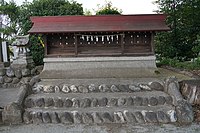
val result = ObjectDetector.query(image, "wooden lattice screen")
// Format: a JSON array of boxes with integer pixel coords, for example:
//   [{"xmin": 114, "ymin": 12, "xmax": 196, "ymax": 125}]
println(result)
[{"xmin": 46, "ymin": 31, "xmax": 153, "ymax": 56}]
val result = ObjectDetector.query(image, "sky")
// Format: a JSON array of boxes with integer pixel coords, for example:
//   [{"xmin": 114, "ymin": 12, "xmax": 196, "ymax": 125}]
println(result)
[{"xmin": 10, "ymin": 0, "xmax": 158, "ymax": 14}]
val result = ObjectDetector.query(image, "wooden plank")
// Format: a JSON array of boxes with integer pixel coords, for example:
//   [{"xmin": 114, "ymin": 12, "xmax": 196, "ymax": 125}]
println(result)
[
  {"xmin": 150, "ymin": 32, "xmax": 155, "ymax": 53},
  {"xmin": 121, "ymin": 34, "xmax": 124, "ymax": 54},
  {"xmin": 43, "ymin": 34, "xmax": 48, "ymax": 56},
  {"xmin": 75, "ymin": 34, "xmax": 78, "ymax": 56}
]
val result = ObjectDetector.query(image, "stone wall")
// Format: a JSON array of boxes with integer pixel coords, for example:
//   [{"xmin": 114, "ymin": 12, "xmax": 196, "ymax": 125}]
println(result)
[{"xmin": 0, "ymin": 67, "xmax": 40, "ymax": 88}]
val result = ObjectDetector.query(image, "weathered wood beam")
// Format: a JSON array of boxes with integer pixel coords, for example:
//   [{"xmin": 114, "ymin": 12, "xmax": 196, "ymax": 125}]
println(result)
[
  {"xmin": 75, "ymin": 34, "xmax": 78, "ymax": 56},
  {"xmin": 150, "ymin": 32, "xmax": 155, "ymax": 53}
]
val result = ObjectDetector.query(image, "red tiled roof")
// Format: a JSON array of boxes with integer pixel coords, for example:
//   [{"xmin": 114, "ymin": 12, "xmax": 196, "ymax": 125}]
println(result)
[{"xmin": 28, "ymin": 14, "xmax": 170, "ymax": 33}]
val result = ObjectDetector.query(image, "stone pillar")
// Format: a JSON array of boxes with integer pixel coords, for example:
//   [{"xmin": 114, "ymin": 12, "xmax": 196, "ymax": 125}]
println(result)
[{"xmin": 0, "ymin": 17, "xmax": 6, "ymax": 76}]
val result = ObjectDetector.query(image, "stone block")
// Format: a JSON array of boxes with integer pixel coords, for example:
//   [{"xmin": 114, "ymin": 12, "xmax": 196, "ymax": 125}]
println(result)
[
  {"xmin": 158, "ymin": 96, "xmax": 166, "ymax": 105},
  {"xmin": 176, "ymin": 100, "xmax": 194, "ymax": 124},
  {"xmin": 108, "ymin": 98, "xmax": 117, "ymax": 107},
  {"xmin": 60, "ymin": 112, "xmax": 73, "ymax": 124},
  {"xmin": 149, "ymin": 97, "xmax": 158, "ymax": 106},
  {"xmin": 0, "ymin": 68, "xmax": 6, "ymax": 76},
  {"xmin": 180, "ymin": 80, "xmax": 200, "ymax": 105},
  {"xmin": 133, "ymin": 97, "xmax": 143, "ymax": 106},
  {"xmin": 64, "ymin": 99, "xmax": 73, "ymax": 107},
  {"xmin": 6, "ymin": 68, "xmax": 15, "ymax": 77},
  {"xmin": 23, "ymin": 111, "xmax": 32, "ymax": 124},
  {"xmin": 99, "ymin": 84, "xmax": 110, "ymax": 92},
  {"xmin": 54, "ymin": 98, "xmax": 63, "ymax": 107},
  {"xmin": 134, "ymin": 111, "xmax": 145, "ymax": 123},
  {"xmin": 123, "ymin": 111, "xmax": 137, "ymax": 123},
  {"xmin": 145, "ymin": 111, "xmax": 158, "ymax": 123},
  {"xmin": 110, "ymin": 85, "xmax": 120, "ymax": 92},
  {"xmin": 82, "ymin": 113, "xmax": 93, "ymax": 123},
  {"xmin": 80, "ymin": 98, "xmax": 91, "ymax": 108},
  {"xmin": 118, "ymin": 85, "xmax": 129, "ymax": 92},
  {"xmin": 43, "ymin": 85, "xmax": 55, "ymax": 93},
  {"xmin": 73, "ymin": 111, "xmax": 82, "ymax": 124},
  {"xmin": 14, "ymin": 69, "xmax": 22, "ymax": 79},
  {"xmin": 42, "ymin": 112, "xmax": 51, "ymax": 123},
  {"xmin": 88, "ymin": 84, "xmax": 98, "ymax": 92},
  {"xmin": 139, "ymin": 84, "xmax": 151, "ymax": 91},
  {"xmin": 118, "ymin": 97, "xmax": 126, "ymax": 106},
  {"xmin": 125, "ymin": 97, "xmax": 133, "ymax": 106},
  {"xmin": 62, "ymin": 85, "xmax": 70, "ymax": 93},
  {"xmin": 70, "ymin": 85, "xmax": 78, "ymax": 93},
  {"xmin": 49, "ymin": 112, "xmax": 60, "ymax": 123},
  {"xmin": 24, "ymin": 98, "xmax": 35, "ymax": 108},
  {"xmin": 114, "ymin": 112, "xmax": 125, "ymax": 123},
  {"xmin": 142, "ymin": 98, "xmax": 149, "ymax": 106},
  {"xmin": 91, "ymin": 98, "xmax": 98, "ymax": 107},
  {"xmin": 4, "ymin": 76, "xmax": 13, "ymax": 83},
  {"xmin": 129, "ymin": 84, "xmax": 141, "ymax": 92},
  {"xmin": 72, "ymin": 98, "xmax": 80, "ymax": 108},
  {"xmin": 78, "ymin": 85, "xmax": 88, "ymax": 93},
  {"xmin": 22, "ymin": 68, "xmax": 31, "ymax": 77},
  {"xmin": 32, "ymin": 112, "xmax": 43, "ymax": 124},
  {"xmin": 35, "ymin": 98, "xmax": 45, "ymax": 107},
  {"xmin": 157, "ymin": 111, "xmax": 170, "ymax": 123},
  {"xmin": 12, "ymin": 78, "xmax": 20, "ymax": 84},
  {"xmin": 45, "ymin": 98, "xmax": 54, "ymax": 107},
  {"xmin": 101, "ymin": 112, "xmax": 114, "ymax": 123},
  {"xmin": 98, "ymin": 97, "xmax": 108, "ymax": 107},
  {"xmin": 2, "ymin": 103, "xmax": 23, "ymax": 124},
  {"xmin": 92, "ymin": 112, "xmax": 103, "ymax": 124},
  {"xmin": 148, "ymin": 82, "xmax": 164, "ymax": 91}
]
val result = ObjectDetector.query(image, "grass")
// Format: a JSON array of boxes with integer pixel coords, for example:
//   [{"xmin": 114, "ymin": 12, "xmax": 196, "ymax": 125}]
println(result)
[{"xmin": 156, "ymin": 57, "xmax": 200, "ymax": 70}]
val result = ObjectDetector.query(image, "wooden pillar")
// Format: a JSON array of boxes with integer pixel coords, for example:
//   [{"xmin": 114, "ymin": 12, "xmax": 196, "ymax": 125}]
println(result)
[
  {"xmin": 75, "ymin": 34, "xmax": 78, "ymax": 56},
  {"xmin": 43, "ymin": 34, "xmax": 48, "ymax": 56},
  {"xmin": 121, "ymin": 33, "xmax": 125, "ymax": 54},
  {"xmin": 150, "ymin": 32, "xmax": 155, "ymax": 53}
]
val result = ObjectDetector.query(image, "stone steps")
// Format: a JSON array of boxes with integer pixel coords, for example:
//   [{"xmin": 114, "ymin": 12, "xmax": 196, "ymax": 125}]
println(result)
[
  {"xmin": 21, "ymin": 77, "xmax": 194, "ymax": 125},
  {"xmin": 23, "ymin": 105, "xmax": 176, "ymax": 124},
  {"xmin": 24, "ymin": 91, "xmax": 173, "ymax": 109}
]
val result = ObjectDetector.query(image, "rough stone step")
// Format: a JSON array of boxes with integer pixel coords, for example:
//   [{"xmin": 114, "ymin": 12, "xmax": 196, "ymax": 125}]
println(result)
[
  {"xmin": 24, "ymin": 91, "xmax": 173, "ymax": 108},
  {"xmin": 32, "ymin": 81, "xmax": 164, "ymax": 94},
  {"xmin": 23, "ymin": 106, "xmax": 176, "ymax": 124}
]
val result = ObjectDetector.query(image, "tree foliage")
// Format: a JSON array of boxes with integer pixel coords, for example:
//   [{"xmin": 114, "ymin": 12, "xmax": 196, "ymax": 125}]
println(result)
[
  {"xmin": 0, "ymin": 0, "xmax": 19, "ymax": 41},
  {"xmin": 95, "ymin": 1, "xmax": 122, "ymax": 15},
  {"xmin": 155, "ymin": 0, "xmax": 200, "ymax": 60},
  {"xmin": 0, "ymin": 0, "xmax": 84, "ymax": 65},
  {"xmin": 19, "ymin": 0, "xmax": 83, "ymax": 34}
]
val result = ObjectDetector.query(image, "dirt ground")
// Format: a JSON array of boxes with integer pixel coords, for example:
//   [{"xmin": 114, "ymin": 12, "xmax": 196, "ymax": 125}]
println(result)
[{"xmin": 0, "ymin": 123, "xmax": 200, "ymax": 133}]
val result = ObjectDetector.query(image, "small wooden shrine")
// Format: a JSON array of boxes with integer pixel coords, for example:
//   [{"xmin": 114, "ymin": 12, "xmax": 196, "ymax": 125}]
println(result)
[
  {"xmin": 29, "ymin": 14, "xmax": 169, "ymax": 57},
  {"xmin": 28, "ymin": 14, "xmax": 169, "ymax": 79}
]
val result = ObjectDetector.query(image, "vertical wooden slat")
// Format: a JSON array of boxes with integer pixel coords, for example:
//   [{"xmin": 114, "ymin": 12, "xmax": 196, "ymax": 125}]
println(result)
[
  {"xmin": 121, "ymin": 33, "xmax": 124, "ymax": 54},
  {"xmin": 75, "ymin": 34, "xmax": 78, "ymax": 56},
  {"xmin": 150, "ymin": 32, "xmax": 155, "ymax": 53},
  {"xmin": 43, "ymin": 34, "xmax": 48, "ymax": 56}
]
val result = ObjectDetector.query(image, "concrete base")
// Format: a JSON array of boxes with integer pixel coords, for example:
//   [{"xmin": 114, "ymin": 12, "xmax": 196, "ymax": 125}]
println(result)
[
  {"xmin": 11, "ymin": 54, "xmax": 35, "ymax": 69},
  {"xmin": 40, "ymin": 56, "xmax": 157, "ymax": 79}
]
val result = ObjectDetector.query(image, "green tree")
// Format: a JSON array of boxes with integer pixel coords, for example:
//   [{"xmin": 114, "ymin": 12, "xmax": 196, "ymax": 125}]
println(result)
[
  {"xmin": 18, "ymin": 0, "xmax": 84, "ymax": 65},
  {"xmin": 1, "ymin": 0, "xmax": 84, "ymax": 65},
  {"xmin": 155, "ymin": 0, "xmax": 200, "ymax": 60},
  {"xmin": 95, "ymin": 1, "xmax": 122, "ymax": 15},
  {"xmin": 0, "ymin": 0, "xmax": 19, "ymax": 42}
]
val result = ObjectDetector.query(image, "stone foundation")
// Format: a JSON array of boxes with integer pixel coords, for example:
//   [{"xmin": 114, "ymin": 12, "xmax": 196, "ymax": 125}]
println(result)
[{"xmin": 40, "ymin": 56, "xmax": 157, "ymax": 79}]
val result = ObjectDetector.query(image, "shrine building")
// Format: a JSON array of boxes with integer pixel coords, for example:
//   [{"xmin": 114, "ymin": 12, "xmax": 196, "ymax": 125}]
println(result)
[{"xmin": 28, "ymin": 14, "xmax": 169, "ymax": 79}]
